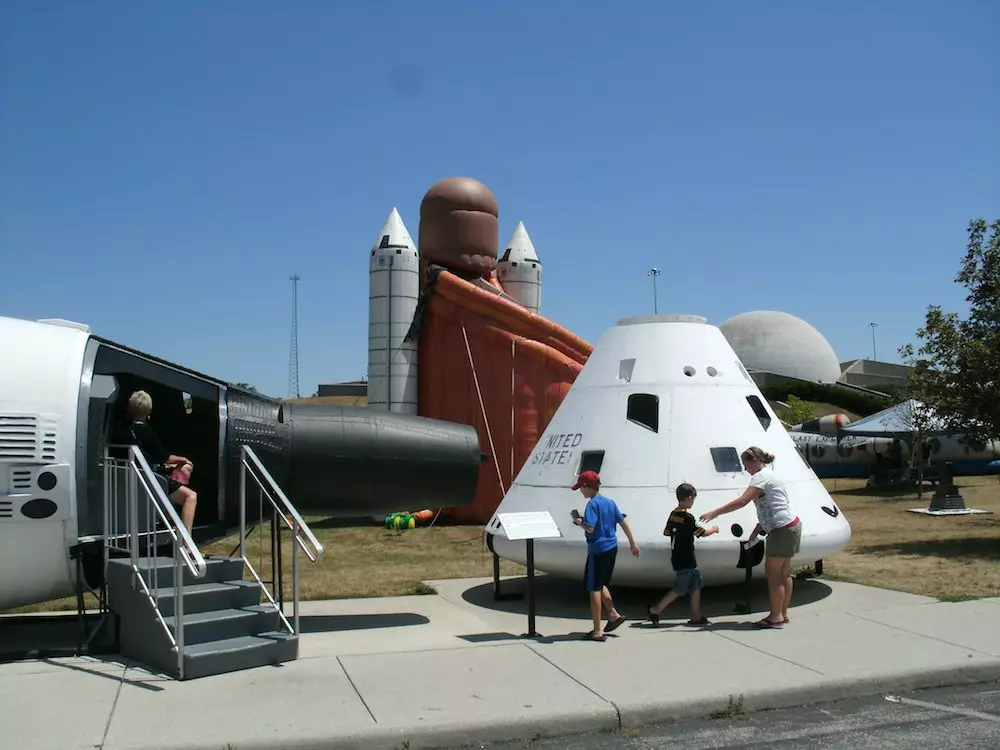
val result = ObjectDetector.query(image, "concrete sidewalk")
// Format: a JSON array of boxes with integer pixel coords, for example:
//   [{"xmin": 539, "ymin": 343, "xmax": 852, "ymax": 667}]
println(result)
[{"xmin": 4, "ymin": 575, "xmax": 1000, "ymax": 750}]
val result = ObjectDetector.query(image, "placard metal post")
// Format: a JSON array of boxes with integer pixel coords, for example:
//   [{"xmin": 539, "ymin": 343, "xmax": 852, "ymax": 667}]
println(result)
[
  {"xmin": 526, "ymin": 538, "xmax": 536, "ymax": 636},
  {"xmin": 734, "ymin": 537, "xmax": 765, "ymax": 615},
  {"xmin": 491, "ymin": 549, "xmax": 522, "ymax": 602},
  {"xmin": 495, "ymin": 511, "xmax": 562, "ymax": 639}
]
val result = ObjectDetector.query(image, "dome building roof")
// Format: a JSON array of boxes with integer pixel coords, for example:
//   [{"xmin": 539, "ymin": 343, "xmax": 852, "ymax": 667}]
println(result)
[{"xmin": 719, "ymin": 310, "xmax": 841, "ymax": 384}]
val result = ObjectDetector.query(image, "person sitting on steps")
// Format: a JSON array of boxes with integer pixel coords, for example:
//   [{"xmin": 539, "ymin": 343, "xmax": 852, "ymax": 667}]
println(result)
[{"xmin": 121, "ymin": 389, "xmax": 199, "ymax": 537}]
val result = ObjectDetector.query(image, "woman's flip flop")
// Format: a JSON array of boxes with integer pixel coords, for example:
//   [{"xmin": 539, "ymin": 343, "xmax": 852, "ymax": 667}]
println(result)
[{"xmin": 753, "ymin": 618, "xmax": 783, "ymax": 629}]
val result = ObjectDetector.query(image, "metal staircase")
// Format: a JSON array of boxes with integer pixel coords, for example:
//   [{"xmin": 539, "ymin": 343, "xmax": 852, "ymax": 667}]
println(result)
[{"xmin": 103, "ymin": 444, "xmax": 323, "ymax": 679}]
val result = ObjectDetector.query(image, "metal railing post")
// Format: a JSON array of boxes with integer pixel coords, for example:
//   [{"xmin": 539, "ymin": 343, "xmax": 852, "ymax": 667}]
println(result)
[
  {"xmin": 292, "ymin": 518, "xmax": 300, "ymax": 636},
  {"xmin": 175, "ymin": 553, "xmax": 184, "ymax": 679},
  {"xmin": 129, "ymin": 466, "xmax": 138, "ymax": 578},
  {"xmin": 239, "ymin": 446, "xmax": 246, "ymax": 566},
  {"xmin": 103, "ymin": 455, "xmax": 110, "ymax": 581}
]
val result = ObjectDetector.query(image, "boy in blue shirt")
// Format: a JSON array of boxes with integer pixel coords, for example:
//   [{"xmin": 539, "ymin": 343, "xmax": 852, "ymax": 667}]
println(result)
[{"xmin": 571, "ymin": 470, "xmax": 640, "ymax": 641}]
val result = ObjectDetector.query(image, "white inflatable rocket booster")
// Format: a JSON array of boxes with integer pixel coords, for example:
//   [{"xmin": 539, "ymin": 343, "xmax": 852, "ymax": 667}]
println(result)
[
  {"xmin": 496, "ymin": 221, "xmax": 542, "ymax": 314},
  {"xmin": 486, "ymin": 314, "xmax": 852, "ymax": 588},
  {"xmin": 367, "ymin": 208, "xmax": 420, "ymax": 414}
]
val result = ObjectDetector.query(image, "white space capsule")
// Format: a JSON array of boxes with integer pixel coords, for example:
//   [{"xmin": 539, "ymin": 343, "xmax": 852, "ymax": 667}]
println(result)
[
  {"xmin": 485, "ymin": 314, "xmax": 852, "ymax": 588},
  {"xmin": 367, "ymin": 208, "xmax": 420, "ymax": 414},
  {"xmin": 496, "ymin": 221, "xmax": 542, "ymax": 314}
]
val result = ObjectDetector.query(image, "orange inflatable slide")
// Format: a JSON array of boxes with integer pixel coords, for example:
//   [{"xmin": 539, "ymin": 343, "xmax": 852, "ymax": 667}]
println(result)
[
  {"xmin": 397, "ymin": 176, "xmax": 593, "ymax": 525},
  {"xmin": 417, "ymin": 266, "xmax": 591, "ymax": 523}
]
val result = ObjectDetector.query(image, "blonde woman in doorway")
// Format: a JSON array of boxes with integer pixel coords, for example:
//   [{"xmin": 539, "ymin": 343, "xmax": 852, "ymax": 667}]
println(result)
[
  {"xmin": 123, "ymin": 390, "xmax": 199, "ymax": 537},
  {"xmin": 699, "ymin": 446, "xmax": 801, "ymax": 629}
]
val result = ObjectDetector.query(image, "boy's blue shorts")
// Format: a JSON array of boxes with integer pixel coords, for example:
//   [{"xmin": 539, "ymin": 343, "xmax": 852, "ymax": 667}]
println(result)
[{"xmin": 673, "ymin": 567, "xmax": 704, "ymax": 597}]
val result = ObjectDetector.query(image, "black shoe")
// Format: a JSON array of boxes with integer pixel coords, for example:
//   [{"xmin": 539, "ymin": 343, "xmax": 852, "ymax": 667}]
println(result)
[
  {"xmin": 606, "ymin": 615, "xmax": 626, "ymax": 633},
  {"xmin": 647, "ymin": 605, "xmax": 661, "ymax": 625}
]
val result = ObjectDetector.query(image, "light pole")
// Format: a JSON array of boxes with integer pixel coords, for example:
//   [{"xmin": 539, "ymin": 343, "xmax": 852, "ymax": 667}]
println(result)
[
  {"xmin": 869, "ymin": 322, "xmax": 878, "ymax": 360},
  {"xmin": 648, "ymin": 267, "xmax": 661, "ymax": 315}
]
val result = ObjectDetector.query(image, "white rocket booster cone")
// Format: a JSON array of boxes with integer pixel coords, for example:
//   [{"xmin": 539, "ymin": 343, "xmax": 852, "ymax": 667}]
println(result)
[
  {"xmin": 367, "ymin": 208, "xmax": 419, "ymax": 414},
  {"xmin": 496, "ymin": 221, "xmax": 542, "ymax": 314}
]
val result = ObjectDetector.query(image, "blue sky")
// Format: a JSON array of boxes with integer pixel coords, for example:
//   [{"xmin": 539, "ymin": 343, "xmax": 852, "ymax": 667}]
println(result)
[{"xmin": 2, "ymin": 1, "xmax": 998, "ymax": 398}]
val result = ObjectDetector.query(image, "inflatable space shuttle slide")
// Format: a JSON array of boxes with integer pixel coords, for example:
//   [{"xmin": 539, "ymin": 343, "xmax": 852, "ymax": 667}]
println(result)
[{"xmin": 368, "ymin": 177, "xmax": 592, "ymax": 526}]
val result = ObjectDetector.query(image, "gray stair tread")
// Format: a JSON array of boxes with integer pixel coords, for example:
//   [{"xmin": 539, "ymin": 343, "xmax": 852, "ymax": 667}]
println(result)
[
  {"xmin": 183, "ymin": 631, "xmax": 295, "ymax": 658},
  {"xmin": 109, "ymin": 555, "xmax": 240, "ymax": 568},
  {"xmin": 163, "ymin": 604, "xmax": 274, "ymax": 628},
  {"xmin": 152, "ymin": 580, "xmax": 259, "ymax": 599}
]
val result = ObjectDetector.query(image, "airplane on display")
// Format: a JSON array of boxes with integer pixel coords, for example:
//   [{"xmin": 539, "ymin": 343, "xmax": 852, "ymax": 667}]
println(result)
[{"xmin": 785, "ymin": 410, "xmax": 1000, "ymax": 479}]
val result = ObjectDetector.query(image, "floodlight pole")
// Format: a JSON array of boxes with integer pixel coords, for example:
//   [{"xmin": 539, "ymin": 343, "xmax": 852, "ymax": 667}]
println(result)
[
  {"xmin": 648, "ymin": 268, "xmax": 661, "ymax": 315},
  {"xmin": 869, "ymin": 322, "xmax": 878, "ymax": 360}
]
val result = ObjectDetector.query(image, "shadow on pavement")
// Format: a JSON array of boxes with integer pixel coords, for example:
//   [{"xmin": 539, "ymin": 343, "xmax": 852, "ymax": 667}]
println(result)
[
  {"xmin": 298, "ymin": 612, "xmax": 430, "ymax": 633},
  {"xmin": 461, "ymin": 574, "xmax": 834, "ymax": 622}
]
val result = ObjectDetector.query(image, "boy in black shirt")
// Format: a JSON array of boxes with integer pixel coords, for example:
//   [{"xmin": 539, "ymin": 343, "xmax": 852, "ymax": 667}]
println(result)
[{"xmin": 647, "ymin": 483, "xmax": 718, "ymax": 626}]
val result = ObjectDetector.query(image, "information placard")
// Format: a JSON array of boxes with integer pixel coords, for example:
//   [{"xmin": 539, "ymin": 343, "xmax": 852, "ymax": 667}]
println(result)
[{"xmin": 496, "ymin": 511, "xmax": 562, "ymax": 542}]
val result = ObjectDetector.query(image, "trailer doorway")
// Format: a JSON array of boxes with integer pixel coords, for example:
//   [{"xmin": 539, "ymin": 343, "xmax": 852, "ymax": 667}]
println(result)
[{"xmin": 78, "ymin": 341, "xmax": 226, "ymax": 544}]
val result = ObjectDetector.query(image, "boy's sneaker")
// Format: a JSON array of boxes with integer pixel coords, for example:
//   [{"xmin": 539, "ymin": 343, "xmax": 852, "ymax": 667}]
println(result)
[{"xmin": 686, "ymin": 617, "xmax": 710, "ymax": 626}]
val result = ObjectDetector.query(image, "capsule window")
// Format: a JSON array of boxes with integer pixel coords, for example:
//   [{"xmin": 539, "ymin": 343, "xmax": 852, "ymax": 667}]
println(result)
[
  {"xmin": 618, "ymin": 358, "xmax": 636, "ymax": 383},
  {"xmin": 626, "ymin": 393, "xmax": 659, "ymax": 433},
  {"xmin": 578, "ymin": 450, "xmax": 605, "ymax": 474},
  {"xmin": 746, "ymin": 395, "xmax": 771, "ymax": 430},
  {"xmin": 710, "ymin": 447, "xmax": 742, "ymax": 473}
]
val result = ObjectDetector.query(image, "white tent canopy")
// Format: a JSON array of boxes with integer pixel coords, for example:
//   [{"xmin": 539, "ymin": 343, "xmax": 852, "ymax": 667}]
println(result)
[{"xmin": 839, "ymin": 399, "xmax": 947, "ymax": 438}]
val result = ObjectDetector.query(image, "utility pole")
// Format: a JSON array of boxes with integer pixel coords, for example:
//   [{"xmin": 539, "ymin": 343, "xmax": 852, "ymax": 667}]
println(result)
[
  {"xmin": 869, "ymin": 321, "xmax": 878, "ymax": 361},
  {"xmin": 289, "ymin": 274, "xmax": 301, "ymax": 399},
  {"xmin": 647, "ymin": 267, "xmax": 661, "ymax": 315}
]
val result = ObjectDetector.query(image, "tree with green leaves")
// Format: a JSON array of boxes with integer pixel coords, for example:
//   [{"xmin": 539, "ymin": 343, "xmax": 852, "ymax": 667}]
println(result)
[
  {"xmin": 781, "ymin": 395, "xmax": 815, "ymax": 425},
  {"xmin": 234, "ymin": 382, "xmax": 259, "ymax": 394},
  {"xmin": 900, "ymin": 217, "xmax": 1000, "ymax": 442}
]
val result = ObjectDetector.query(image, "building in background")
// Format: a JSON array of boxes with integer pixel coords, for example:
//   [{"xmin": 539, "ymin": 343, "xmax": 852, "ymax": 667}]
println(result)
[
  {"xmin": 719, "ymin": 309, "xmax": 912, "ymax": 396},
  {"xmin": 316, "ymin": 381, "xmax": 368, "ymax": 399},
  {"xmin": 839, "ymin": 358, "xmax": 912, "ymax": 392}
]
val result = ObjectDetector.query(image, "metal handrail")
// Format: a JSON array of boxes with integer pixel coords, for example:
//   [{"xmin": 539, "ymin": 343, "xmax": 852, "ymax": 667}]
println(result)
[
  {"xmin": 132, "ymin": 446, "xmax": 207, "ymax": 578},
  {"xmin": 238, "ymin": 444, "xmax": 324, "ymax": 637},
  {"xmin": 103, "ymin": 444, "xmax": 207, "ymax": 679}
]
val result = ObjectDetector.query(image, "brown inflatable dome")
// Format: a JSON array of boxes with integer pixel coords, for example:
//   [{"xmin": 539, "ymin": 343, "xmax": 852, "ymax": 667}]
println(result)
[{"xmin": 419, "ymin": 177, "xmax": 499, "ymax": 275}]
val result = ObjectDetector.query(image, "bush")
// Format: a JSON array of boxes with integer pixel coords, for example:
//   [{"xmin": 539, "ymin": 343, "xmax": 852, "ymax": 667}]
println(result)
[{"xmin": 780, "ymin": 395, "xmax": 816, "ymax": 424}]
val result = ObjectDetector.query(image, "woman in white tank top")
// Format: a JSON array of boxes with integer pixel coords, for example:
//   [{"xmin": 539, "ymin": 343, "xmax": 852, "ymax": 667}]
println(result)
[{"xmin": 700, "ymin": 446, "xmax": 802, "ymax": 629}]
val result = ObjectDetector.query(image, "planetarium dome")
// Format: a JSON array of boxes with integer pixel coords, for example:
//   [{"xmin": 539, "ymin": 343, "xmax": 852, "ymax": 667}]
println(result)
[{"xmin": 719, "ymin": 310, "xmax": 842, "ymax": 384}]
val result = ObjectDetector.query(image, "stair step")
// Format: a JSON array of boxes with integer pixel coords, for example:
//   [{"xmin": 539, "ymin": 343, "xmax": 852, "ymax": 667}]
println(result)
[
  {"xmin": 181, "ymin": 631, "xmax": 298, "ymax": 680},
  {"xmin": 107, "ymin": 555, "xmax": 244, "ymax": 590},
  {"xmin": 152, "ymin": 580, "xmax": 262, "ymax": 617},
  {"xmin": 163, "ymin": 605, "xmax": 281, "ymax": 645}
]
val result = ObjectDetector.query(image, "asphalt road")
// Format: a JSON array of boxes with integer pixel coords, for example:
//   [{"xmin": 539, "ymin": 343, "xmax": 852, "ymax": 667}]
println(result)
[{"xmin": 471, "ymin": 681, "xmax": 1000, "ymax": 749}]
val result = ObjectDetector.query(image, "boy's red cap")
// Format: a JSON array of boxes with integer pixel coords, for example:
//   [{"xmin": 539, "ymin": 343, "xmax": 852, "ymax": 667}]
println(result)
[{"xmin": 571, "ymin": 470, "xmax": 600, "ymax": 490}]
